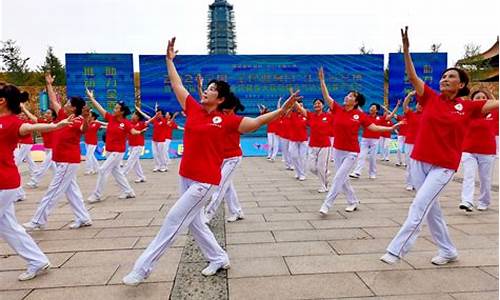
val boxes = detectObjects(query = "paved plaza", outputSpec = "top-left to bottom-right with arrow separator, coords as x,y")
1,156 -> 498,299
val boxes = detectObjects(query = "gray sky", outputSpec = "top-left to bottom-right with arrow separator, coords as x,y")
1,0 -> 499,70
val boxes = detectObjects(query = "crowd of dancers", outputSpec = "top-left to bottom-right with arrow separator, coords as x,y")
0,27 -> 498,285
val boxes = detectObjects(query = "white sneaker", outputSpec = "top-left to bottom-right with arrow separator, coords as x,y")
477,204 -> 489,211
122,271 -> 146,286
118,192 -> 136,199
431,255 -> 458,265
152,168 -> 159,172
84,171 -> 93,175
317,187 -> 328,193
319,204 -> 329,216
405,186 -> 414,191
159,168 -> 168,172
18,262 -> 50,281
22,222 -> 44,231
349,172 -> 360,179
201,260 -> 230,276
227,212 -> 245,222
298,176 -> 306,181
69,220 -> 93,229
459,202 -> 473,212
201,211 -> 211,225
16,194 -> 27,202
134,178 -> 146,183
368,175 -> 377,179
345,203 -> 358,212
87,194 -> 101,203
395,162 -> 402,167
26,181 -> 38,189
380,253 -> 400,264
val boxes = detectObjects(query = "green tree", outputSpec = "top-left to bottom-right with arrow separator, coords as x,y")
359,43 -> 373,55
38,46 -> 66,85
0,39 -> 31,85
430,43 -> 442,53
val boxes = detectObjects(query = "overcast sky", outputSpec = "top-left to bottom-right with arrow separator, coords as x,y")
1,0 -> 499,71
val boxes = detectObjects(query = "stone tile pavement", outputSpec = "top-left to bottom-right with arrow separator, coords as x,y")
1,156 -> 498,299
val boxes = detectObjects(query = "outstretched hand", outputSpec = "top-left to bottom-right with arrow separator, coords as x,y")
45,73 -> 55,85
401,26 -> 409,51
196,74 -> 203,90
281,89 -> 303,114
85,88 -> 94,100
57,114 -> 75,128
166,37 -> 178,61
318,67 -> 325,82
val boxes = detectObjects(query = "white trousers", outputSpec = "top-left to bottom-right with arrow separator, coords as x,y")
0,188 -> 49,273
205,156 -> 243,220
329,137 -> 335,161
322,149 -> 359,208
123,146 -> 146,180
165,139 -> 172,164
378,137 -> 390,160
496,136 -> 499,157
308,147 -> 330,190
31,163 -> 91,225
85,144 -> 100,173
267,133 -> 280,159
353,138 -> 378,177
30,149 -> 56,185
396,135 -> 406,164
289,141 -> 308,178
131,177 -> 227,277
387,160 -> 457,258
15,143 -> 37,174
281,138 -> 293,168
405,144 -> 415,188
92,152 -> 134,198
152,141 -> 167,170
461,152 -> 495,207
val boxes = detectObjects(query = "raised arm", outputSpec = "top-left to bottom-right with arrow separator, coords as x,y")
366,121 -> 404,133
401,27 -> 425,96
318,67 -> 334,108
295,103 -> 307,116
403,90 -> 416,113
85,88 -> 107,117
482,100 -> 499,114
19,115 -> 74,136
196,74 -> 204,100
238,90 -> 302,134
166,37 -> 189,110
135,105 -> 152,120
20,103 -> 38,122
384,100 -> 400,120
145,112 -> 160,125
45,73 -> 61,112
276,97 -> 283,109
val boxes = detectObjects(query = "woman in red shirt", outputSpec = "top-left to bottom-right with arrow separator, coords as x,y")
401,90 -> 421,191
84,111 -> 106,175
122,37 -> 300,285
318,67 -> 399,214
350,103 -> 382,179
23,107 -> 58,188
288,102 -> 309,181
378,102 -> 399,162
24,73 -> 93,231
14,113 -> 37,201
460,90 -> 497,211
381,27 -> 499,266
123,111 -> 148,183
296,99 -> 332,192
1,83 -> 73,281
135,106 -> 169,172
164,111 -> 183,165
86,92 -> 145,202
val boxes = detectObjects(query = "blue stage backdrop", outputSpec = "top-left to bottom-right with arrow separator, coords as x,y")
66,54 -> 136,111
139,54 -> 384,137
388,52 -> 447,110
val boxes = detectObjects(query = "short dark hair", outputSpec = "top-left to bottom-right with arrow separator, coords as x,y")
313,98 -> 324,105
47,108 -> 57,119
134,110 -> 145,121
69,96 -> 85,116
369,102 -> 381,111
208,79 -> 244,112
90,111 -> 99,120
0,84 -> 29,114
470,90 -> 488,100
441,67 -> 470,97
117,100 -> 131,117
349,90 -> 366,108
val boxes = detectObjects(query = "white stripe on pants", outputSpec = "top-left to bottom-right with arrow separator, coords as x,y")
30,149 -> 56,185
353,138 -> 378,177
308,147 -> 330,190
205,156 -> 242,220
131,176 -> 227,277
396,135 -> 406,164
281,138 -> 293,168
461,152 -> 495,207
0,188 -> 49,273
405,143 -> 414,188
267,133 -> 279,159
122,146 -> 145,180
152,141 -> 167,169
31,163 -> 91,225
85,144 -> 99,173
378,137 -> 390,160
92,152 -> 134,198
322,148 -> 359,208
386,160 -> 457,258
165,139 -> 172,164
290,141 -> 308,178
